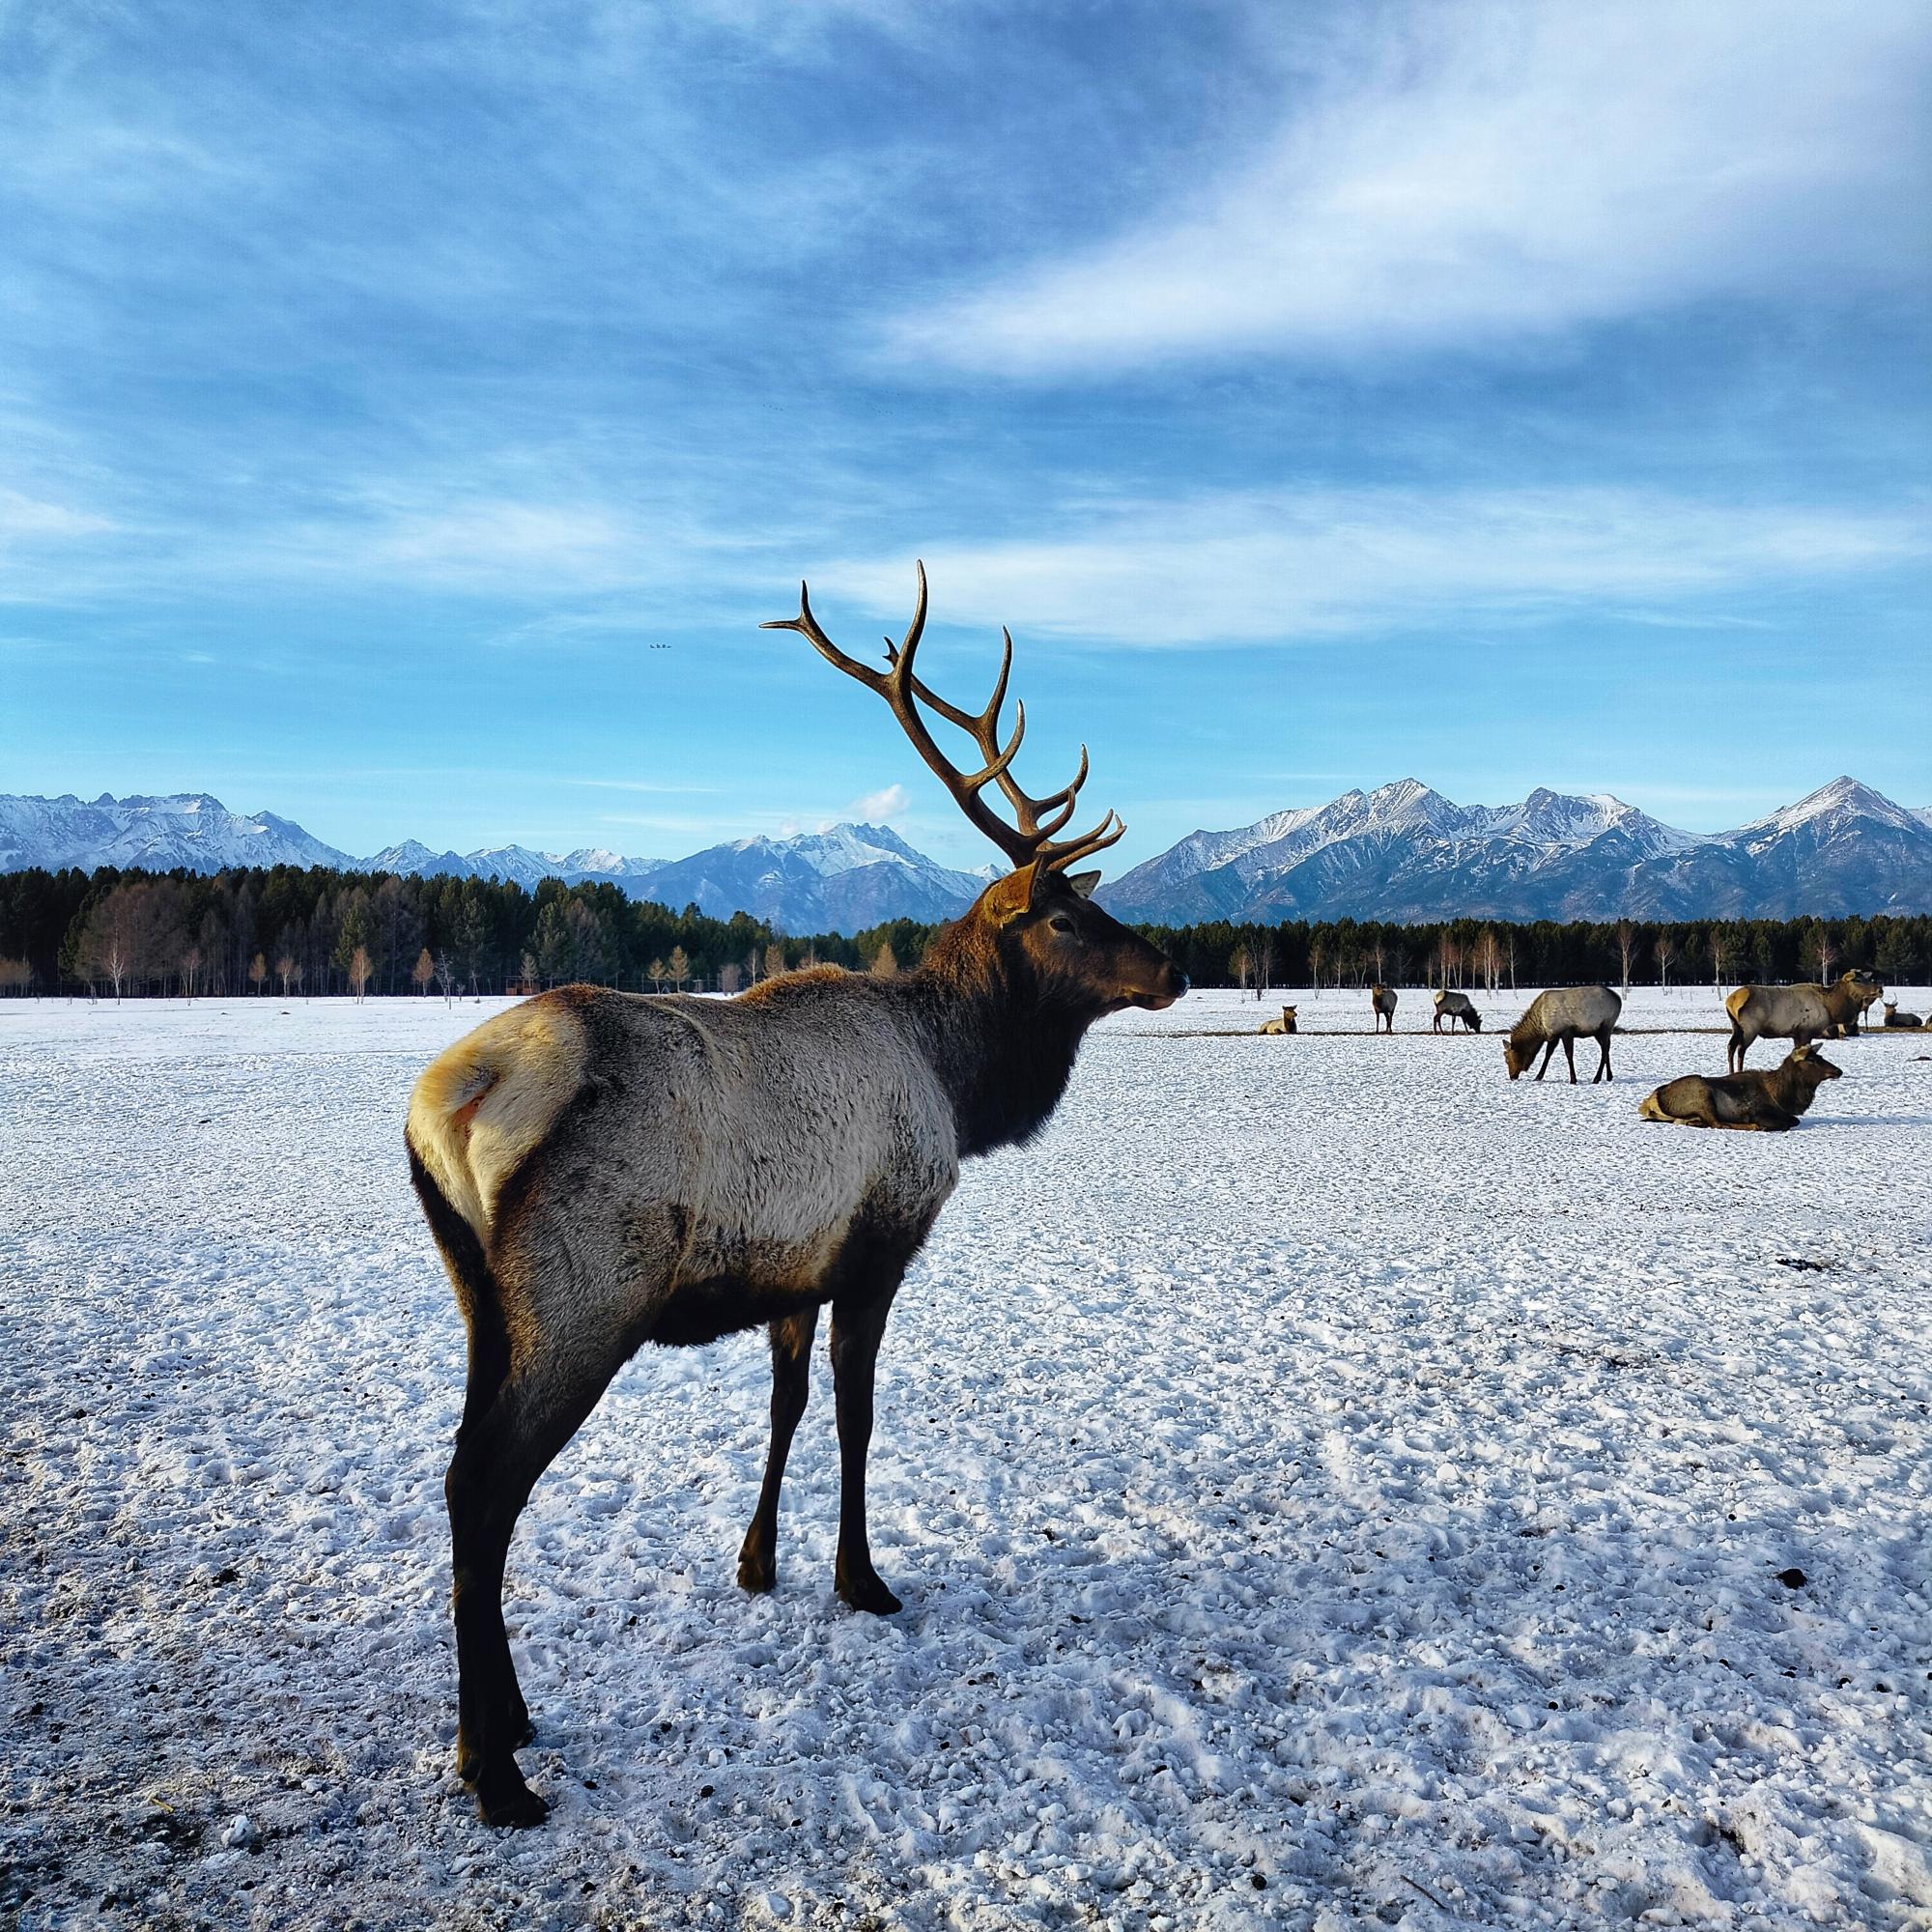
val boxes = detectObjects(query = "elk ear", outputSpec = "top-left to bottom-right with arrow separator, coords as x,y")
1064,869 -> 1101,900
985,865 -> 1037,924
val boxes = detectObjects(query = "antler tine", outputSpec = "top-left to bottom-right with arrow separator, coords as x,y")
760,582 -> 888,693
767,561 -> 1122,876
1039,809 -> 1126,871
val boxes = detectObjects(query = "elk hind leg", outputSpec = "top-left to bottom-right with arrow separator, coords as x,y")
829,1279 -> 905,1615
738,1307 -> 820,1593
446,1338 -> 631,1828
1594,1026 -> 1613,1083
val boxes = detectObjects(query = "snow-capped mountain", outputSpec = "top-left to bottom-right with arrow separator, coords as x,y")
632,824 -> 994,930
0,792 -> 355,874
1099,778 -> 1932,923
0,792 -> 992,932
7,779 -> 1928,926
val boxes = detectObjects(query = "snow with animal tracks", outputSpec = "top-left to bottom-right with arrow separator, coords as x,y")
3,987 -> 1929,1929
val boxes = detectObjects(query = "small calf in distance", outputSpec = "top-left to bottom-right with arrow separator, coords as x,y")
1638,1043 -> 1842,1131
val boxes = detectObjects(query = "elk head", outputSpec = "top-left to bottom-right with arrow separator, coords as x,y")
764,562 -> 1185,1017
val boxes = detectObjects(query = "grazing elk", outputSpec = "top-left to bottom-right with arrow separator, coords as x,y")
1638,1043 -> 1841,1132
1503,986 -> 1621,1083
1433,990 -> 1481,1033
406,565 -> 1185,1826
1882,1000 -> 1924,1029
1370,984 -> 1397,1034
1724,971 -> 1882,1071
1260,1005 -> 1297,1035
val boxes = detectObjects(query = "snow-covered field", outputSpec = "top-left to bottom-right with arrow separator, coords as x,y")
4,988 -> 1930,1931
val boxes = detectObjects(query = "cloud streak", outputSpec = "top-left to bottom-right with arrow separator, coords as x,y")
819,487 -> 1929,645
891,0 -> 1932,373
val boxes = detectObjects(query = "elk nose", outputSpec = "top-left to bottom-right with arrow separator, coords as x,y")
1172,969 -> 1190,995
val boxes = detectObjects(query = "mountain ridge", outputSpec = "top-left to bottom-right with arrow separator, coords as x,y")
3,779 -> 1929,927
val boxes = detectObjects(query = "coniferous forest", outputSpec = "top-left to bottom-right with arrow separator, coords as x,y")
0,863 -> 1928,998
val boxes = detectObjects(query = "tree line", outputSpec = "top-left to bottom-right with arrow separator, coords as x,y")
0,863 -> 1926,997
0,867 -> 921,999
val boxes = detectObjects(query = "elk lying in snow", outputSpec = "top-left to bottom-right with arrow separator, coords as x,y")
1503,985 -> 1621,1083
1433,990 -> 1481,1033
406,566 -> 1184,1826
1370,984 -> 1397,1034
1724,971 -> 1881,1071
1639,1043 -> 1841,1131
1882,1001 -> 1924,1029
1260,1005 -> 1297,1034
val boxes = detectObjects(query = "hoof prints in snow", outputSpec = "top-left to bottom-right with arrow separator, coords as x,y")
1,989 -> 1929,1928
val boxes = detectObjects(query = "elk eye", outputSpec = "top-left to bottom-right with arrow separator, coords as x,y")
1048,913 -> 1075,935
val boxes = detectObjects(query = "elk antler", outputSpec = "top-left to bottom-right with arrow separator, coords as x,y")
761,560 -> 1125,874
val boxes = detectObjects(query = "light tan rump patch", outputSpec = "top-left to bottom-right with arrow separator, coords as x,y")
406,998 -> 587,1237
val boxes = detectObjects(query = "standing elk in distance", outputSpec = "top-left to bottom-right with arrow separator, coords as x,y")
1261,1005 -> 1297,1035
1370,984 -> 1397,1034
1433,990 -> 1481,1033
1882,1000 -> 1923,1029
1639,1043 -> 1842,1131
1503,985 -> 1622,1083
407,564 -> 1186,1826
1724,971 -> 1881,1071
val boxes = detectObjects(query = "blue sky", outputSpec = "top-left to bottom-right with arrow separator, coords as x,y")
3,0 -> 1928,871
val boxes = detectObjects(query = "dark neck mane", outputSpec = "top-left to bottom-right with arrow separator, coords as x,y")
901,922 -> 1099,1158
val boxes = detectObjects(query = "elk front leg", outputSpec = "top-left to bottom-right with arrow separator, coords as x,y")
829,1283 -> 903,1615
738,1308 -> 819,1593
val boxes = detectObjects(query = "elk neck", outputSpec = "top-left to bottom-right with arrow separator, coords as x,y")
901,923 -> 1096,1159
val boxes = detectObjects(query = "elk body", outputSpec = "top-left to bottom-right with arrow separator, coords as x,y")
1370,984 -> 1397,1034
1724,972 -> 1881,1072
407,566 -> 1185,1827
1882,1001 -> 1923,1029
1638,1044 -> 1842,1131
1433,990 -> 1481,1033
1260,1004 -> 1297,1035
1503,986 -> 1621,1083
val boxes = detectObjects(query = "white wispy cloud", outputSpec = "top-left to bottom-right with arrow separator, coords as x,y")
842,781 -> 910,823
816,487 -> 1929,645
890,0 -> 1932,373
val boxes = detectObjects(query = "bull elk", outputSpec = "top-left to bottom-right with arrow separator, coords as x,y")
1638,1043 -> 1842,1131
406,565 -> 1185,1826
1370,984 -> 1397,1034
1882,1000 -> 1923,1030
1724,971 -> 1881,1071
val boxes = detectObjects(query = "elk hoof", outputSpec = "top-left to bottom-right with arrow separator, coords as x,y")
737,1545 -> 777,1594
837,1567 -> 903,1616
474,1764 -> 550,1830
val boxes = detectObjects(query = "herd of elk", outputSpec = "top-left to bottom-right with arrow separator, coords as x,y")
408,565 -> 1184,1825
